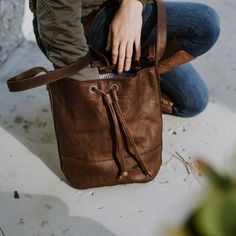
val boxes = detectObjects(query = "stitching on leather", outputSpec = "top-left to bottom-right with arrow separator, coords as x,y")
60,144 -> 162,164
38,0 -> 57,52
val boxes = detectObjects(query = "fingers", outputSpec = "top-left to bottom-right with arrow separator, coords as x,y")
106,25 -> 112,51
106,27 -> 141,73
117,42 -> 126,73
134,37 -> 141,62
111,41 -> 133,73
124,41 -> 133,71
112,42 -> 119,66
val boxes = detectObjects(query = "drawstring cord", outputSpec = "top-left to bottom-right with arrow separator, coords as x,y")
92,85 -> 152,179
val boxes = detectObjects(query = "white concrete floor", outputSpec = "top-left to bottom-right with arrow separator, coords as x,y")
1,1 -> 236,235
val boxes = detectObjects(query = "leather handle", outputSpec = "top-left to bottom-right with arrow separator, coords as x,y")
7,50 -> 93,92
155,0 -> 167,64
148,0 -> 167,64
7,0 -> 167,92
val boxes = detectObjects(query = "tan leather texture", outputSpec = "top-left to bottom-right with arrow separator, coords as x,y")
48,68 -> 163,189
7,0 -> 167,189
148,39 -> 195,74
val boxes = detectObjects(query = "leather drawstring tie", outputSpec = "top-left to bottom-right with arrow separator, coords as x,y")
92,85 -> 152,179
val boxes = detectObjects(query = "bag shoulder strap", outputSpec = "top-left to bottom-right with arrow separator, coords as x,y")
7,0 -> 167,92
155,0 -> 167,63
7,50 -> 93,92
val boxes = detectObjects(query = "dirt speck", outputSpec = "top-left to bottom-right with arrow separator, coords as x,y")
41,220 -> 49,227
42,108 -> 49,112
40,133 -> 54,144
137,209 -> 144,213
27,95 -> 35,99
14,191 -> 20,199
10,105 -> 17,113
159,179 -> 169,184
62,228 -> 70,233
22,124 -> 30,133
168,129 -> 177,135
45,204 -> 52,210
14,116 -> 23,124
17,218 -> 24,225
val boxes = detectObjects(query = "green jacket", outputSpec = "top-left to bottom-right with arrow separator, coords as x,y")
30,0 -> 154,80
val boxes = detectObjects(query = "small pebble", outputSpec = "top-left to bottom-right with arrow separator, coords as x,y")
159,179 -> 169,184
137,209 -> 144,213
14,191 -> 20,199
18,218 -> 24,224
168,129 -> 177,135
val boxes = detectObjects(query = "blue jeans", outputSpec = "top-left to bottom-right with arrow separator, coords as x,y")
82,2 -> 220,117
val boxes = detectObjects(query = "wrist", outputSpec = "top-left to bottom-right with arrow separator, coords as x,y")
120,0 -> 144,10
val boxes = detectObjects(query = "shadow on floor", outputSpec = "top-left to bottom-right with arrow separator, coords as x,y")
0,191 -> 116,236
0,41 -> 65,181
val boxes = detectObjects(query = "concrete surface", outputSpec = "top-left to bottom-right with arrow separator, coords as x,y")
0,0 -> 236,236
0,0 -> 25,66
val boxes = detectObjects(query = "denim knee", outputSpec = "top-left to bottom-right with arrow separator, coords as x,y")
160,62 -> 210,118
199,5 -> 220,44
190,4 -> 220,56
172,86 -> 209,118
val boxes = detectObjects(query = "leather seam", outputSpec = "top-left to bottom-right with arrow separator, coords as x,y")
59,144 -> 162,164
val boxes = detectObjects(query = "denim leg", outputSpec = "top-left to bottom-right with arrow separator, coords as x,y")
141,2 -> 220,117
142,2 -> 220,57
160,63 -> 209,117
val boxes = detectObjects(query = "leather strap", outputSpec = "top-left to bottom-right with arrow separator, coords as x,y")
148,0 -> 167,63
7,0 -> 167,92
155,0 -> 167,64
7,50 -> 93,92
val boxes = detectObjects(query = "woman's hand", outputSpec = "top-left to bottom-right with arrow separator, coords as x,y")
106,0 -> 143,73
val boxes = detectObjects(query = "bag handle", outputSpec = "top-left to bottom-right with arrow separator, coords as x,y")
155,0 -> 167,63
7,0 -> 167,92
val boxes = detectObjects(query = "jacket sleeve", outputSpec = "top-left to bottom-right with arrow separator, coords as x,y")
35,0 -> 100,80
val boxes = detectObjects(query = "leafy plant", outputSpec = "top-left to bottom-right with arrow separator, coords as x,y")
169,160 -> 236,236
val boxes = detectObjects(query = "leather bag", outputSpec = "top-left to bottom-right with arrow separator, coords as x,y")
7,0 -> 167,189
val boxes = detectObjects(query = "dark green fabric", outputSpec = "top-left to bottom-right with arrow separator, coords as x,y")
30,0 -> 154,80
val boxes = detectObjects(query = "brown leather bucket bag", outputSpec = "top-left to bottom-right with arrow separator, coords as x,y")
7,0 -> 167,189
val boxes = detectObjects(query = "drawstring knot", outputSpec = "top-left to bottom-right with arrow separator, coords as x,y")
92,85 -> 152,179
